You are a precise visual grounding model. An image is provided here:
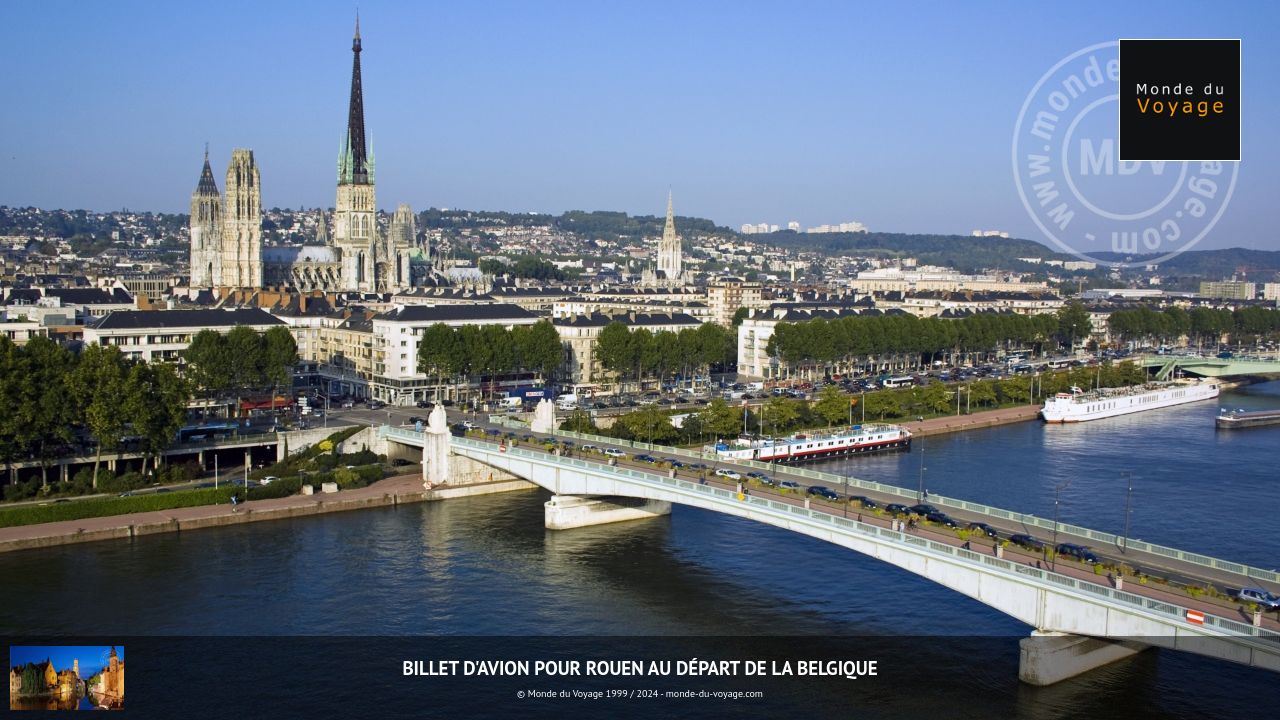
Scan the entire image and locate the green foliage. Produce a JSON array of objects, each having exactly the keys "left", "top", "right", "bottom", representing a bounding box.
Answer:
[
  {"left": 813, "top": 385, "right": 852, "bottom": 426},
  {"left": 610, "top": 406, "right": 679, "bottom": 443},
  {"left": 478, "top": 256, "right": 568, "bottom": 281},
  {"left": 0, "top": 486, "right": 239, "bottom": 528},
  {"left": 595, "top": 321, "right": 734, "bottom": 389},
  {"left": 559, "top": 409, "right": 598, "bottom": 433},
  {"left": 415, "top": 319, "right": 563, "bottom": 384}
]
